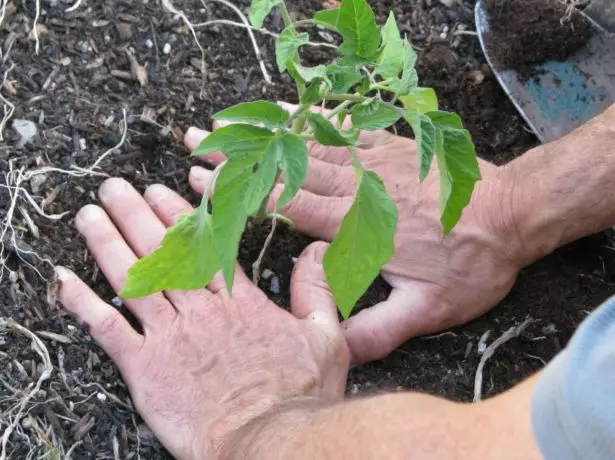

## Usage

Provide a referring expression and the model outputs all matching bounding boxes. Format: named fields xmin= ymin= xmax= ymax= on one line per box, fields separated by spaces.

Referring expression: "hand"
xmin=185 ymin=113 xmax=526 ymax=363
xmin=57 ymin=178 xmax=349 ymax=460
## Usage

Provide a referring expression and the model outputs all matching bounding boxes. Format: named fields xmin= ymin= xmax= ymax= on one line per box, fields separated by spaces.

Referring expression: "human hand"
xmin=57 ymin=178 xmax=349 ymax=460
xmin=185 ymin=112 xmax=526 ymax=363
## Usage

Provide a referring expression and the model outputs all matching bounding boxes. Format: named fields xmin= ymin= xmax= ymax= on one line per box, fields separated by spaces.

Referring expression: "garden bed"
xmin=1 ymin=0 xmax=614 ymax=457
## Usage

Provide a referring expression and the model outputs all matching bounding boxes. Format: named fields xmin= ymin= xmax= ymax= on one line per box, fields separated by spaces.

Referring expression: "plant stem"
xmin=278 ymin=1 xmax=293 ymax=28
xmin=325 ymin=94 xmax=402 ymax=114
xmin=327 ymin=100 xmax=352 ymax=121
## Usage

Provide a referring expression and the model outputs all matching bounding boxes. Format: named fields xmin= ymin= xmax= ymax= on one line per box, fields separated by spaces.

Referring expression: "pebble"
xmin=269 ymin=275 xmax=280 ymax=295
xmin=261 ymin=268 xmax=274 ymax=280
xmin=145 ymin=39 xmax=154 ymax=49
xmin=12 ymin=119 xmax=38 ymax=148
xmin=30 ymin=174 xmax=47 ymax=193
xmin=96 ymin=392 xmax=107 ymax=402
xmin=111 ymin=296 xmax=123 ymax=308
xmin=79 ymin=138 xmax=87 ymax=150
xmin=163 ymin=42 xmax=171 ymax=54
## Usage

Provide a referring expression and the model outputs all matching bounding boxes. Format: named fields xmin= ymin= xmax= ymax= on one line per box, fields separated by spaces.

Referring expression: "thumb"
xmin=342 ymin=278 xmax=438 ymax=363
xmin=290 ymin=241 xmax=339 ymax=324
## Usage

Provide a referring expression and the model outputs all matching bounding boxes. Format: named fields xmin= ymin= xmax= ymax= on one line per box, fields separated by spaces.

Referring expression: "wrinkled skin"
xmin=57 ymin=179 xmax=349 ymax=459
xmin=186 ymin=113 xmax=525 ymax=362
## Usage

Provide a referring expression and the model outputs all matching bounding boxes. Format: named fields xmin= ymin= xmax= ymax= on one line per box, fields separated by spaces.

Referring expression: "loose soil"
xmin=1 ymin=0 xmax=612 ymax=458
xmin=483 ymin=0 xmax=593 ymax=80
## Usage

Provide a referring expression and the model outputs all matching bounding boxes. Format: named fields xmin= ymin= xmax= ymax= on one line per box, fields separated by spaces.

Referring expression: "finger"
xmin=143 ymin=183 xmax=254 ymax=295
xmin=342 ymin=280 xmax=438 ymax=363
xmin=290 ymin=241 xmax=338 ymax=322
xmin=56 ymin=266 xmax=143 ymax=365
xmin=190 ymin=166 xmax=350 ymax=240
xmin=301 ymin=157 xmax=355 ymax=197
xmin=75 ymin=204 xmax=176 ymax=331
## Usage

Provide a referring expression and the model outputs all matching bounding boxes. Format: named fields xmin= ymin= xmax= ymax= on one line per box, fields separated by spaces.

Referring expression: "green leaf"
xmin=324 ymin=167 xmax=397 ymax=319
xmin=193 ymin=124 xmax=275 ymax=158
xmin=308 ymin=113 xmax=357 ymax=146
xmin=376 ymin=12 xmax=404 ymax=78
xmin=249 ymin=0 xmax=281 ymax=28
xmin=213 ymin=101 xmax=290 ymax=129
xmin=337 ymin=0 xmax=380 ymax=58
xmin=326 ymin=62 xmax=363 ymax=94
xmin=301 ymin=79 xmax=324 ymax=104
xmin=276 ymin=28 xmax=309 ymax=72
xmin=277 ymin=132 xmax=308 ymax=207
xmin=288 ymin=62 xmax=331 ymax=86
xmin=351 ymin=99 xmax=401 ymax=131
xmin=388 ymin=41 xmax=418 ymax=95
xmin=121 ymin=207 xmax=219 ymax=298
xmin=403 ymin=109 xmax=437 ymax=181
xmin=313 ymin=8 xmax=340 ymax=30
xmin=212 ymin=141 xmax=280 ymax=289
xmin=427 ymin=110 xmax=481 ymax=234
xmin=399 ymin=87 xmax=439 ymax=114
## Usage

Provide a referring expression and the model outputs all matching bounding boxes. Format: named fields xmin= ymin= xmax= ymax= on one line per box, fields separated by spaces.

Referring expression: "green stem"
xmin=293 ymin=19 xmax=338 ymax=31
xmin=267 ymin=212 xmax=295 ymax=228
xmin=278 ymin=1 xmax=293 ymax=28
xmin=327 ymin=100 xmax=352 ymax=121
xmin=325 ymin=94 xmax=402 ymax=114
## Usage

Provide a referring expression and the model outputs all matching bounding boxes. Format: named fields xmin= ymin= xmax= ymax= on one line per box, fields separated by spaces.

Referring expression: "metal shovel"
xmin=476 ymin=0 xmax=615 ymax=142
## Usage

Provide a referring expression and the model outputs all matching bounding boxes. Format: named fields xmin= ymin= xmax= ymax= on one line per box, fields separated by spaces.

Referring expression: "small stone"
xmin=269 ymin=275 xmax=280 ymax=295
xmin=261 ymin=269 xmax=274 ymax=280
xmin=96 ymin=392 xmax=107 ymax=402
xmin=145 ymin=39 xmax=154 ymax=49
xmin=116 ymin=22 xmax=133 ymax=41
xmin=291 ymin=257 xmax=298 ymax=263
xmin=12 ymin=119 xmax=38 ymax=148
xmin=60 ymin=56 xmax=71 ymax=66
xmin=30 ymin=174 xmax=47 ymax=193
xmin=79 ymin=138 xmax=87 ymax=150
xmin=111 ymin=296 xmax=123 ymax=308
xmin=163 ymin=43 xmax=171 ymax=54
xmin=542 ymin=323 xmax=558 ymax=335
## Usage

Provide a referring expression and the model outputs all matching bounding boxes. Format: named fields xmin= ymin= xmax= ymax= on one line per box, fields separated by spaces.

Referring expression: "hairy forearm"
xmin=501 ymin=104 xmax=615 ymax=264
xmin=221 ymin=376 xmax=542 ymax=460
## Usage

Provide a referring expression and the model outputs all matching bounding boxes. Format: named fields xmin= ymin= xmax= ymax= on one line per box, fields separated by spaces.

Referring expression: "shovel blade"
xmin=476 ymin=0 xmax=615 ymax=143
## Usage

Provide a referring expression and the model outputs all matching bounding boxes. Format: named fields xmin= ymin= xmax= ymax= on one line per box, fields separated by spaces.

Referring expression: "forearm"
xmin=221 ymin=377 xmax=542 ymax=460
xmin=501 ymin=104 xmax=615 ymax=264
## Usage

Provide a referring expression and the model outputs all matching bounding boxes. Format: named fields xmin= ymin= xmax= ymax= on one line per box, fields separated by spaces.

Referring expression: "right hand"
xmin=184 ymin=116 xmax=527 ymax=363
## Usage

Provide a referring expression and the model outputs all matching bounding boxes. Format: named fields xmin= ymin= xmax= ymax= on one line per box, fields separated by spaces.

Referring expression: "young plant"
xmin=121 ymin=0 xmax=481 ymax=319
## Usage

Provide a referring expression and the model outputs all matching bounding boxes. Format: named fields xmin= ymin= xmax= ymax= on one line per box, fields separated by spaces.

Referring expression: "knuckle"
xmin=91 ymin=312 xmax=124 ymax=341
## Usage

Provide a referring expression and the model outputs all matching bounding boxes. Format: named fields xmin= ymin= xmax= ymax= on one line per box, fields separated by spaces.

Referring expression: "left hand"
xmin=58 ymin=178 xmax=349 ymax=460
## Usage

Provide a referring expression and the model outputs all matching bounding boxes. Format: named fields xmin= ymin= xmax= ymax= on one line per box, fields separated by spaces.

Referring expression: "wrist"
xmin=499 ymin=104 xmax=615 ymax=265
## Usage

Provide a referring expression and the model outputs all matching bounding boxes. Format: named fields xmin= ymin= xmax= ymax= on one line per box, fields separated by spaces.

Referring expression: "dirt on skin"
xmin=483 ymin=0 xmax=593 ymax=80
xmin=0 ymin=0 xmax=612 ymax=458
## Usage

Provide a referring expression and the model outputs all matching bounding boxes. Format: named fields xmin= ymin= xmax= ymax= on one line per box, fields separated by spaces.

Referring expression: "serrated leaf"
xmin=288 ymin=62 xmax=331 ymax=87
xmin=324 ymin=167 xmax=397 ymax=319
xmin=277 ymin=132 xmax=308 ymax=207
xmin=308 ymin=113 xmax=357 ymax=146
xmin=314 ymin=8 xmax=340 ymax=30
xmin=122 ymin=207 xmax=219 ymax=298
xmin=427 ymin=111 xmax=481 ymax=234
xmin=388 ymin=41 xmax=418 ymax=95
xmin=213 ymin=101 xmax=290 ymax=129
xmin=351 ymin=99 xmax=401 ymax=130
xmin=399 ymin=87 xmax=439 ymax=114
xmin=249 ymin=0 xmax=282 ymax=28
xmin=326 ymin=62 xmax=363 ymax=93
xmin=212 ymin=141 xmax=280 ymax=289
xmin=403 ymin=109 xmax=437 ymax=181
xmin=193 ymin=124 xmax=275 ymax=158
xmin=276 ymin=28 xmax=309 ymax=72
xmin=337 ymin=0 xmax=380 ymax=58
xmin=301 ymin=80 xmax=324 ymax=104
xmin=376 ymin=12 xmax=404 ymax=78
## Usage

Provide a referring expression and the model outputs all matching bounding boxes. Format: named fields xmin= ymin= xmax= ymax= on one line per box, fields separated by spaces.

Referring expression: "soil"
xmin=483 ymin=0 xmax=593 ymax=80
xmin=0 ymin=0 xmax=612 ymax=458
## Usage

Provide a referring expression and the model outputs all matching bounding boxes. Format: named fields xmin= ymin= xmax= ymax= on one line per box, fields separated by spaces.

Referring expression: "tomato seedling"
xmin=121 ymin=0 xmax=481 ymax=319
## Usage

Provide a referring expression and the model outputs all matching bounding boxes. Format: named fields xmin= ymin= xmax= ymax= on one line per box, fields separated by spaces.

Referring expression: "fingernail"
xmin=185 ymin=127 xmax=209 ymax=147
xmin=190 ymin=166 xmax=212 ymax=183
xmin=55 ymin=266 xmax=74 ymax=281
xmin=77 ymin=204 xmax=105 ymax=223
xmin=144 ymin=184 xmax=169 ymax=204
xmin=99 ymin=177 xmax=129 ymax=200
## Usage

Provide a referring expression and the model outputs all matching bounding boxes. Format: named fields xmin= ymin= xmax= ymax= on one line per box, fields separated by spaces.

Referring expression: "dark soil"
xmin=484 ymin=0 xmax=593 ymax=80
xmin=0 ymin=0 xmax=612 ymax=458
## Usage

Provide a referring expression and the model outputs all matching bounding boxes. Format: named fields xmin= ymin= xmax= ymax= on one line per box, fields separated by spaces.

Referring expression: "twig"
xmin=0 ymin=319 xmax=53 ymax=460
xmin=33 ymin=0 xmax=41 ymax=54
xmin=65 ymin=0 xmax=83 ymax=12
xmin=207 ymin=0 xmax=272 ymax=84
xmin=473 ymin=317 xmax=532 ymax=402
xmin=0 ymin=63 xmax=15 ymax=141
xmin=252 ymin=216 xmax=277 ymax=284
